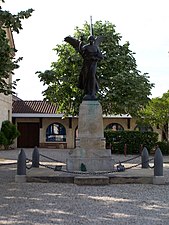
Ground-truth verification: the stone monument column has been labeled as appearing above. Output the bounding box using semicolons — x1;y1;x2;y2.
65;22;114;172
66;100;114;172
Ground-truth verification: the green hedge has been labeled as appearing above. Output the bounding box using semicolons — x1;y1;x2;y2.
104;130;158;154
156;141;169;155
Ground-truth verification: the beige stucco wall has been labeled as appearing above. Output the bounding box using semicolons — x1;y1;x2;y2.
103;117;132;130
13;116;163;149
152;127;162;142
14;117;78;149
0;93;12;128
41;117;78;148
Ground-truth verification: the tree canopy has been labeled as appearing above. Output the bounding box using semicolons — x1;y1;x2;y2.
138;90;169;141
37;21;154;116
0;1;33;95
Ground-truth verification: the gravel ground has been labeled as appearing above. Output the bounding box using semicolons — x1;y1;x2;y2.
0;148;169;225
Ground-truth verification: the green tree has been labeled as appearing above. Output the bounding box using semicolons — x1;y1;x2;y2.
138;91;169;141
0;120;20;149
37;21;154;116
0;1;34;94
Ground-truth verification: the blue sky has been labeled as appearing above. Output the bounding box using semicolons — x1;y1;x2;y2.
3;0;169;100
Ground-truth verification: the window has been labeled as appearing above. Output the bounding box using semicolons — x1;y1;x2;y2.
134;125;153;132
8;110;11;121
106;123;124;131
46;123;66;142
105;123;124;144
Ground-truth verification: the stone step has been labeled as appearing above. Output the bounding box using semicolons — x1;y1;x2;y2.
22;167;166;185
109;175;153;184
26;175;74;183
74;176;109;185
23;174;165;185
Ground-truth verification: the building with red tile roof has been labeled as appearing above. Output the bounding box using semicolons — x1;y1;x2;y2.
12;98;162;149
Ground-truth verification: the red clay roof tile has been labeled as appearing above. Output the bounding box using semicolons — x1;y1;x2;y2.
12;101;58;114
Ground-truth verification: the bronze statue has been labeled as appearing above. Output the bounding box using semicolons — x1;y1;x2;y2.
64;34;104;100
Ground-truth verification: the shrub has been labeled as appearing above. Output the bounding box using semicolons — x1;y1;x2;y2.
0;132;8;148
156;141;169;155
104;130;158;154
0;120;20;150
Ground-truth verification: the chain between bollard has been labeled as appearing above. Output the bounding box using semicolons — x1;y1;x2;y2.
39;153;65;163
115;155;141;164
0;162;17;167
25;155;155;175
125;157;154;170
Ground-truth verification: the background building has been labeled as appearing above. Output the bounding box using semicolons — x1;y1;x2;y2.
0;27;14;127
12;99;162;149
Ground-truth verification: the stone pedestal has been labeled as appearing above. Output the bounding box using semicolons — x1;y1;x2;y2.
67;100;114;172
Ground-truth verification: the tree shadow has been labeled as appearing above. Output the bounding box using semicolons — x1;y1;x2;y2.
0;181;169;224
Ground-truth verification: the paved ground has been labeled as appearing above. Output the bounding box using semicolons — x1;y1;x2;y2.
0;148;169;225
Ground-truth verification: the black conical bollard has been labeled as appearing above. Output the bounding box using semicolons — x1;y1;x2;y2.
17;149;26;175
153;148;165;184
32;146;39;168
154;147;163;176
15;149;27;183
141;147;149;168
